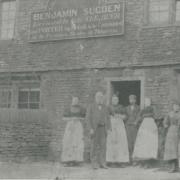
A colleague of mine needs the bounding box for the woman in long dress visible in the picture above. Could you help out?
[133,98,158,167]
[106,95,129,166]
[61,97,85,166]
[164,101,180,173]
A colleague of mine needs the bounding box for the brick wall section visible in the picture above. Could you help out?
[0,109,53,162]
[140,27,180,65]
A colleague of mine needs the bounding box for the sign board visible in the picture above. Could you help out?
[29,0,124,42]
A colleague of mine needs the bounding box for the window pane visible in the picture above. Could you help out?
[159,2,169,11]
[176,1,180,21]
[29,91,40,102]
[2,12,9,21]
[9,1,16,10]
[7,29,14,39]
[1,30,8,40]
[2,22,10,30]
[19,91,28,103]
[149,12,160,24]
[177,1,180,9]
[176,11,180,21]
[2,2,10,11]
[18,103,28,109]
[150,0,169,10]
[18,87,40,109]
[9,11,16,18]
[149,0,169,24]
[1,0,16,40]
[29,103,39,109]
[159,11,169,23]
[0,88,11,108]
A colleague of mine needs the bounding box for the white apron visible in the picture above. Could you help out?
[106,114,129,163]
[133,117,158,160]
[61,117,84,162]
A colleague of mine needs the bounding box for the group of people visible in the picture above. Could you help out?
[61,91,180,173]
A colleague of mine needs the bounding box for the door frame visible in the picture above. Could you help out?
[105,77,145,109]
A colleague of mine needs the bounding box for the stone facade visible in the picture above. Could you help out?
[0,0,179,162]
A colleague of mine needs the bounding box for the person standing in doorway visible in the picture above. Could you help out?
[125,94,140,164]
[86,91,111,169]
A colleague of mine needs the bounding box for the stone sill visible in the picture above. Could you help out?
[142,23,180,29]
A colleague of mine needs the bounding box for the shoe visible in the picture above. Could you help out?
[92,164,99,170]
[169,166,179,173]
[169,168,179,173]
[100,164,108,169]
[144,164,150,169]
[132,162,138,166]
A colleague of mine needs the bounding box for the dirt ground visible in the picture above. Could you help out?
[0,162,179,180]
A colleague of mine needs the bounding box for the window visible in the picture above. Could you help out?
[18,88,40,109]
[0,87,11,108]
[1,0,16,40]
[148,0,170,24]
[176,0,180,22]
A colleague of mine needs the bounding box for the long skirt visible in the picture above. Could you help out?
[125,124,138,158]
[133,117,158,160]
[106,115,129,163]
[61,117,84,162]
[164,125,179,161]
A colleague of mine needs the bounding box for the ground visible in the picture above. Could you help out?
[0,163,179,180]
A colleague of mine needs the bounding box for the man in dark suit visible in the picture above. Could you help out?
[125,95,140,163]
[86,91,111,169]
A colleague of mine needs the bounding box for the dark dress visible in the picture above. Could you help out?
[125,104,140,160]
[164,111,180,161]
[86,103,111,167]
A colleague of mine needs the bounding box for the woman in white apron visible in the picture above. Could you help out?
[133,98,158,168]
[61,97,85,166]
[106,95,129,166]
[164,101,180,173]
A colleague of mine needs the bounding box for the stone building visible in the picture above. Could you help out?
[0,0,179,162]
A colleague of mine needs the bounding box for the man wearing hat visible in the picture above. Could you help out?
[125,94,140,163]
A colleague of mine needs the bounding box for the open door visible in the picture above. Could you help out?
[111,80,141,106]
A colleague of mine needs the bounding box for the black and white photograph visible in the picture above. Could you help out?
[0,0,179,179]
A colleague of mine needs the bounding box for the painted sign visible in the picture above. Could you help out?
[29,0,124,42]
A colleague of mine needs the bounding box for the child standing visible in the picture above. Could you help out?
[164,101,180,173]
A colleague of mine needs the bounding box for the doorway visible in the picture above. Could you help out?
[110,80,141,107]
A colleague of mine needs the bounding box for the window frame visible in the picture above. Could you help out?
[0,86,12,108]
[18,86,41,110]
[0,0,17,40]
[0,80,41,110]
[174,0,180,23]
[144,0,171,26]
[143,0,180,27]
